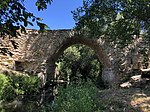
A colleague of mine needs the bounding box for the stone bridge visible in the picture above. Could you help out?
[0,29,150,88]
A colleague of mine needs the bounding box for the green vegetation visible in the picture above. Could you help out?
[73,0,150,47]
[0,73,9,99]
[1,44,149,112]
[53,82,99,112]
[56,44,103,87]
[0,73,39,101]
[0,0,149,111]
[41,81,150,112]
[0,0,52,55]
[0,71,149,112]
[0,0,52,37]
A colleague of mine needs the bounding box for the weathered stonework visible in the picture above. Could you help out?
[0,29,149,88]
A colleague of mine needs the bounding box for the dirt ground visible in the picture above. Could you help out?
[96,76,150,112]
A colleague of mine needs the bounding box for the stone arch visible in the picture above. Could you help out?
[46,36,117,87]
[53,37,111,67]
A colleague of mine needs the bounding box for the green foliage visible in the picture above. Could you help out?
[64,46,81,62]
[0,0,52,37]
[0,0,51,56]
[36,0,52,11]
[0,74,9,98]
[72,0,150,47]
[0,73,16,101]
[1,83,16,101]
[11,75,39,95]
[0,73,39,101]
[56,44,101,85]
[52,82,100,112]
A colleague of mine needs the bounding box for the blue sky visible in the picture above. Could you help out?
[24,0,83,30]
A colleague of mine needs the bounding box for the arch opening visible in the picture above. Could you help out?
[46,37,114,88]
[55,44,105,87]
[52,37,111,68]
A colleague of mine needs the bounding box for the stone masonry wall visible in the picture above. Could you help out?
[0,29,112,71]
[0,29,149,87]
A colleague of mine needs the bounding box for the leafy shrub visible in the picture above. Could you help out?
[1,83,16,101]
[0,73,9,99]
[10,75,40,95]
[52,82,100,112]
[0,73,39,101]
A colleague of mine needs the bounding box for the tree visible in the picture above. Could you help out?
[72,0,150,47]
[0,0,52,37]
[0,0,52,55]
[56,45,101,85]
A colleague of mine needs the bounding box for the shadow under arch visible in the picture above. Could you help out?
[46,36,116,87]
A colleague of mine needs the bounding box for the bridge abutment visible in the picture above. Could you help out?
[102,68,118,88]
